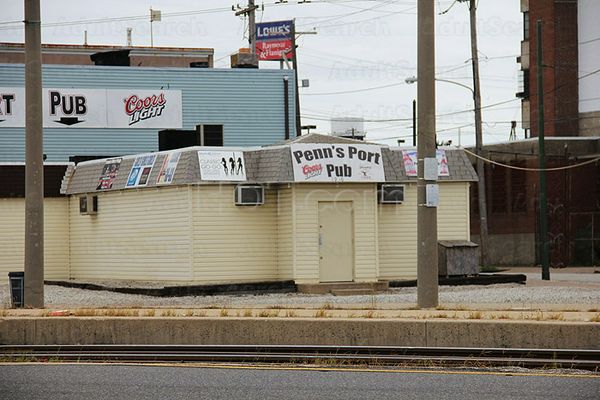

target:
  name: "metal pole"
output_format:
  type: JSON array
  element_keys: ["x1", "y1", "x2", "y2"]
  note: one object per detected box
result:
[
  {"x1": 150, "y1": 8, "x2": 153, "y2": 48},
  {"x1": 417, "y1": 0, "x2": 438, "y2": 309},
  {"x1": 536, "y1": 19, "x2": 550, "y2": 280},
  {"x1": 248, "y1": 0, "x2": 256, "y2": 54},
  {"x1": 467, "y1": 0, "x2": 490, "y2": 269},
  {"x1": 291, "y1": 20, "x2": 301, "y2": 137},
  {"x1": 412, "y1": 99, "x2": 416, "y2": 146},
  {"x1": 24, "y1": 0, "x2": 44, "y2": 308}
]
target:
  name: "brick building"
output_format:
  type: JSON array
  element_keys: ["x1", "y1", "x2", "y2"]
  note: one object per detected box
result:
[{"x1": 470, "y1": 0, "x2": 600, "y2": 267}]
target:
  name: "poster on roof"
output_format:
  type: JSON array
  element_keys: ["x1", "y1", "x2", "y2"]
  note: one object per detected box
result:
[
  {"x1": 156, "y1": 151, "x2": 181, "y2": 185},
  {"x1": 198, "y1": 151, "x2": 247, "y2": 181},
  {"x1": 255, "y1": 20, "x2": 294, "y2": 61},
  {"x1": 290, "y1": 143, "x2": 385, "y2": 183},
  {"x1": 126, "y1": 154, "x2": 157, "y2": 188},
  {"x1": 402, "y1": 150, "x2": 450, "y2": 177},
  {"x1": 96, "y1": 158, "x2": 122, "y2": 190}
]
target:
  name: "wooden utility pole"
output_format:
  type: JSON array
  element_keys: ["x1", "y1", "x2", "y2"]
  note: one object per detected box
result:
[
  {"x1": 417, "y1": 0, "x2": 438, "y2": 309},
  {"x1": 462, "y1": 0, "x2": 490, "y2": 269},
  {"x1": 234, "y1": 1, "x2": 259, "y2": 53},
  {"x1": 24, "y1": 0, "x2": 44, "y2": 308}
]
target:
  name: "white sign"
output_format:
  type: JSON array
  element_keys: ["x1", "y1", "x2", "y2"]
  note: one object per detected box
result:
[
  {"x1": 43, "y1": 88, "x2": 107, "y2": 128},
  {"x1": 426, "y1": 184, "x2": 439, "y2": 207},
  {"x1": 290, "y1": 143, "x2": 385, "y2": 182},
  {"x1": 0, "y1": 87, "x2": 25, "y2": 127},
  {"x1": 107, "y1": 89, "x2": 182, "y2": 128},
  {"x1": 198, "y1": 151, "x2": 247, "y2": 181},
  {"x1": 126, "y1": 154, "x2": 157, "y2": 187},
  {"x1": 0, "y1": 87, "x2": 182, "y2": 129}
]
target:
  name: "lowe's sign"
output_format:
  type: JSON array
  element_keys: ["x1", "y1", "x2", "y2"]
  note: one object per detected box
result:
[
  {"x1": 0, "y1": 87, "x2": 182, "y2": 129},
  {"x1": 255, "y1": 20, "x2": 294, "y2": 61}
]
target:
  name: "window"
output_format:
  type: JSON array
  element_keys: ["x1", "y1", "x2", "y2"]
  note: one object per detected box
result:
[
  {"x1": 158, "y1": 129, "x2": 199, "y2": 151},
  {"x1": 198, "y1": 124, "x2": 224, "y2": 146},
  {"x1": 523, "y1": 12, "x2": 529, "y2": 40}
]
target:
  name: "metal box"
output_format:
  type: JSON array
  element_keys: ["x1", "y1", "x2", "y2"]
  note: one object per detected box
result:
[{"x1": 438, "y1": 240, "x2": 480, "y2": 277}]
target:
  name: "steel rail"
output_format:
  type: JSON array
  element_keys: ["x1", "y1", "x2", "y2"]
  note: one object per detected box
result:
[{"x1": 1, "y1": 345, "x2": 599, "y2": 371}]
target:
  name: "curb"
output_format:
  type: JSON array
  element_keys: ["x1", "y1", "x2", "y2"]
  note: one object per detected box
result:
[{"x1": 1, "y1": 318, "x2": 597, "y2": 349}]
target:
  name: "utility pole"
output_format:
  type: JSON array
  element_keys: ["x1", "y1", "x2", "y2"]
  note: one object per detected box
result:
[
  {"x1": 417, "y1": 0, "x2": 438, "y2": 309},
  {"x1": 24, "y1": 0, "x2": 44, "y2": 308},
  {"x1": 460, "y1": 0, "x2": 490, "y2": 269},
  {"x1": 536, "y1": 19, "x2": 550, "y2": 281},
  {"x1": 291, "y1": 21, "x2": 302, "y2": 136},
  {"x1": 234, "y1": 1, "x2": 259, "y2": 53},
  {"x1": 412, "y1": 99, "x2": 416, "y2": 146}
]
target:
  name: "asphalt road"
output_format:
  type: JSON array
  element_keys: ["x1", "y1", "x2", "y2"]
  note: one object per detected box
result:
[{"x1": 0, "y1": 364, "x2": 598, "y2": 400}]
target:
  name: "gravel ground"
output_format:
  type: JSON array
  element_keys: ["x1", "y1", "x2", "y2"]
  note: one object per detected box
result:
[{"x1": 1, "y1": 282, "x2": 599, "y2": 309}]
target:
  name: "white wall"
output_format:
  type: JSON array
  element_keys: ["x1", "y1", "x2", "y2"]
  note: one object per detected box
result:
[{"x1": 578, "y1": 0, "x2": 600, "y2": 113}]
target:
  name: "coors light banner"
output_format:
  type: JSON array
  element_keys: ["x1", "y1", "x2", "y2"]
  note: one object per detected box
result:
[
  {"x1": 107, "y1": 89, "x2": 182, "y2": 128},
  {"x1": 0, "y1": 87, "x2": 182, "y2": 129}
]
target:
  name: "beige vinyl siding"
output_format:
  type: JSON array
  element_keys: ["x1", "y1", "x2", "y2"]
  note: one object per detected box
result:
[
  {"x1": 378, "y1": 182, "x2": 471, "y2": 280},
  {"x1": 277, "y1": 185, "x2": 294, "y2": 280},
  {"x1": 438, "y1": 182, "x2": 471, "y2": 240},
  {"x1": 293, "y1": 184, "x2": 378, "y2": 283},
  {"x1": 377, "y1": 183, "x2": 418, "y2": 280},
  {"x1": 68, "y1": 186, "x2": 191, "y2": 281},
  {"x1": 0, "y1": 198, "x2": 69, "y2": 279},
  {"x1": 191, "y1": 185, "x2": 278, "y2": 283}
]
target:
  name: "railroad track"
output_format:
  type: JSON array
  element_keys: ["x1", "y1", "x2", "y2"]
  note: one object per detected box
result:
[{"x1": 1, "y1": 345, "x2": 599, "y2": 371}]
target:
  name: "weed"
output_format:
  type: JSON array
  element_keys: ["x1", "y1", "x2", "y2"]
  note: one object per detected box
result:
[
  {"x1": 257, "y1": 310, "x2": 278, "y2": 318},
  {"x1": 184, "y1": 309, "x2": 194, "y2": 317},
  {"x1": 348, "y1": 312, "x2": 357, "y2": 318},
  {"x1": 320, "y1": 302, "x2": 334, "y2": 310},
  {"x1": 242, "y1": 309, "x2": 253, "y2": 317},
  {"x1": 589, "y1": 313, "x2": 600, "y2": 322},
  {"x1": 145, "y1": 309, "x2": 156, "y2": 317},
  {"x1": 195, "y1": 310, "x2": 207, "y2": 317},
  {"x1": 362, "y1": 310, "x2": 377, "y2": 319},
  {"x1": 284, "y1": 310, "x2": 298, "y2": 318},
  {"x1": 431, "y1": 313, "x2": 448, "y2": 318},
  {"x1": 546, "y1": 313, "x2": 564, "y2": 321},
  {"x1": 0, "y1": 309, "x2": 8, "y2": 317},
  {"x1": 467, "y1": 311, "x2": 482, "y2": 320},
  {"x1": 268, "y1": 305, "x2": 286, "y2": 310},
  {"x1": 219, "y1": 309, "x2": 229, "y2": 317},
  {"x1": 314, "y1": 309, "x2": 329, "y2": 318},
  {"x1": 161, "y1": 309, "x2": 176, "y2": 317}
]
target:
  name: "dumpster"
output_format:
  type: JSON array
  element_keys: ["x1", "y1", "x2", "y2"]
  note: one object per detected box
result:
[
  {"x1": 8, "y1": 271, "x2": 24, "y2": 308},
  {"x1": 438, "y1": 240, "x2": 480, "y2": 277}
]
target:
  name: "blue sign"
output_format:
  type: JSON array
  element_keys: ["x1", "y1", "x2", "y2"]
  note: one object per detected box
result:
[{"x1": 256, "y1": 20, "x2": 293, "y2": 41}]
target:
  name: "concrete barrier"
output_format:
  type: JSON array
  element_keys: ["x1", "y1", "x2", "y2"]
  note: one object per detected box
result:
[{"x1": 0, "y1": 318, "x2": 598, "y2": 349}]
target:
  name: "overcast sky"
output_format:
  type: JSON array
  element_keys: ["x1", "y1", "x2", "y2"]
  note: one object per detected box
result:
[{"x1": 1, "y1": 0, "x2": 523, "y2": 146}]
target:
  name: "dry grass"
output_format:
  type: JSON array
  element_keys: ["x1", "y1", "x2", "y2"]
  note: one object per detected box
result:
[
  {"x1": 0, "y1": 309, "x2": 8, "y2": 317},
  {"x1": 314, "y1": 309, "x2": 330, "y2": 318},
  {"x1": 489, "y1": 313, "x2": 511, "y2": 320},
  {"x1": 284, "y1": 310, "x2": 298, "y2": 318},
  {"x1": 589, "y1": 313, "x2": 600, "y2": 322},
  {"x1": 145, "y1": 309, "x2": 156, "y2": 317},
  {"x1": 184, "y1": 309, "x2": 195, "y2": 317},
  {"x1": 160, "y1": 309, "x2": 176, "y2": 317},
  {"x1": 320, "y1": 302, "x2": 335, "y2": 310},
  {"x1": 257, "y1": 310, "x2": 279, "y2": 318},
  {"x1": 467, "y1": 311, "x2": 482, "y2": 320},
  {"x1": 362, "y1": 310, "x2": 378, "y2": 319},
  {"x1": 546, "y1": 312, "x2": 565, "y2": 321},
  {"x1": 242, "y1": 309, "x2": 253, "y2": 317},
  {"x1": 219, "y1": 308, "x2": 230, "y2": 317}
]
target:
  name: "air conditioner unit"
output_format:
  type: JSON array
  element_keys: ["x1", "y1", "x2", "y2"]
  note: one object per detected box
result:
[
  {"x1": 79, "y1": 194, "x2": 98, "y2": 215},
  {"x1": 378, "y1": 184, "x2": 404, "y2": 204},
  {"x1": 235, "y1": 185, "x2": 264, "y2": 206}
]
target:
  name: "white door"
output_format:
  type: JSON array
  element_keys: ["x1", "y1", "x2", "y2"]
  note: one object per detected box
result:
[{"x1": 318, "y1": 201, "x2": 354, "y2": 282}]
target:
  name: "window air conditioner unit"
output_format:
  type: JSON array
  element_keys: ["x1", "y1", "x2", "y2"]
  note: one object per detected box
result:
[
  {"x1": 378, "y1": 184, "x2": 404, "y2": 204},
  {"x1": 79, "y1": 194, "x2": 98, "y2": 215},
  {"x1": 235, "y1": 185, "x2": 264, "y2": 206}
]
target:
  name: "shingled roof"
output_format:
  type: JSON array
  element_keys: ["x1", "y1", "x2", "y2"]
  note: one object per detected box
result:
[{"x1": 63, "y1": 134, "x2": 477, "y2": 195}]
